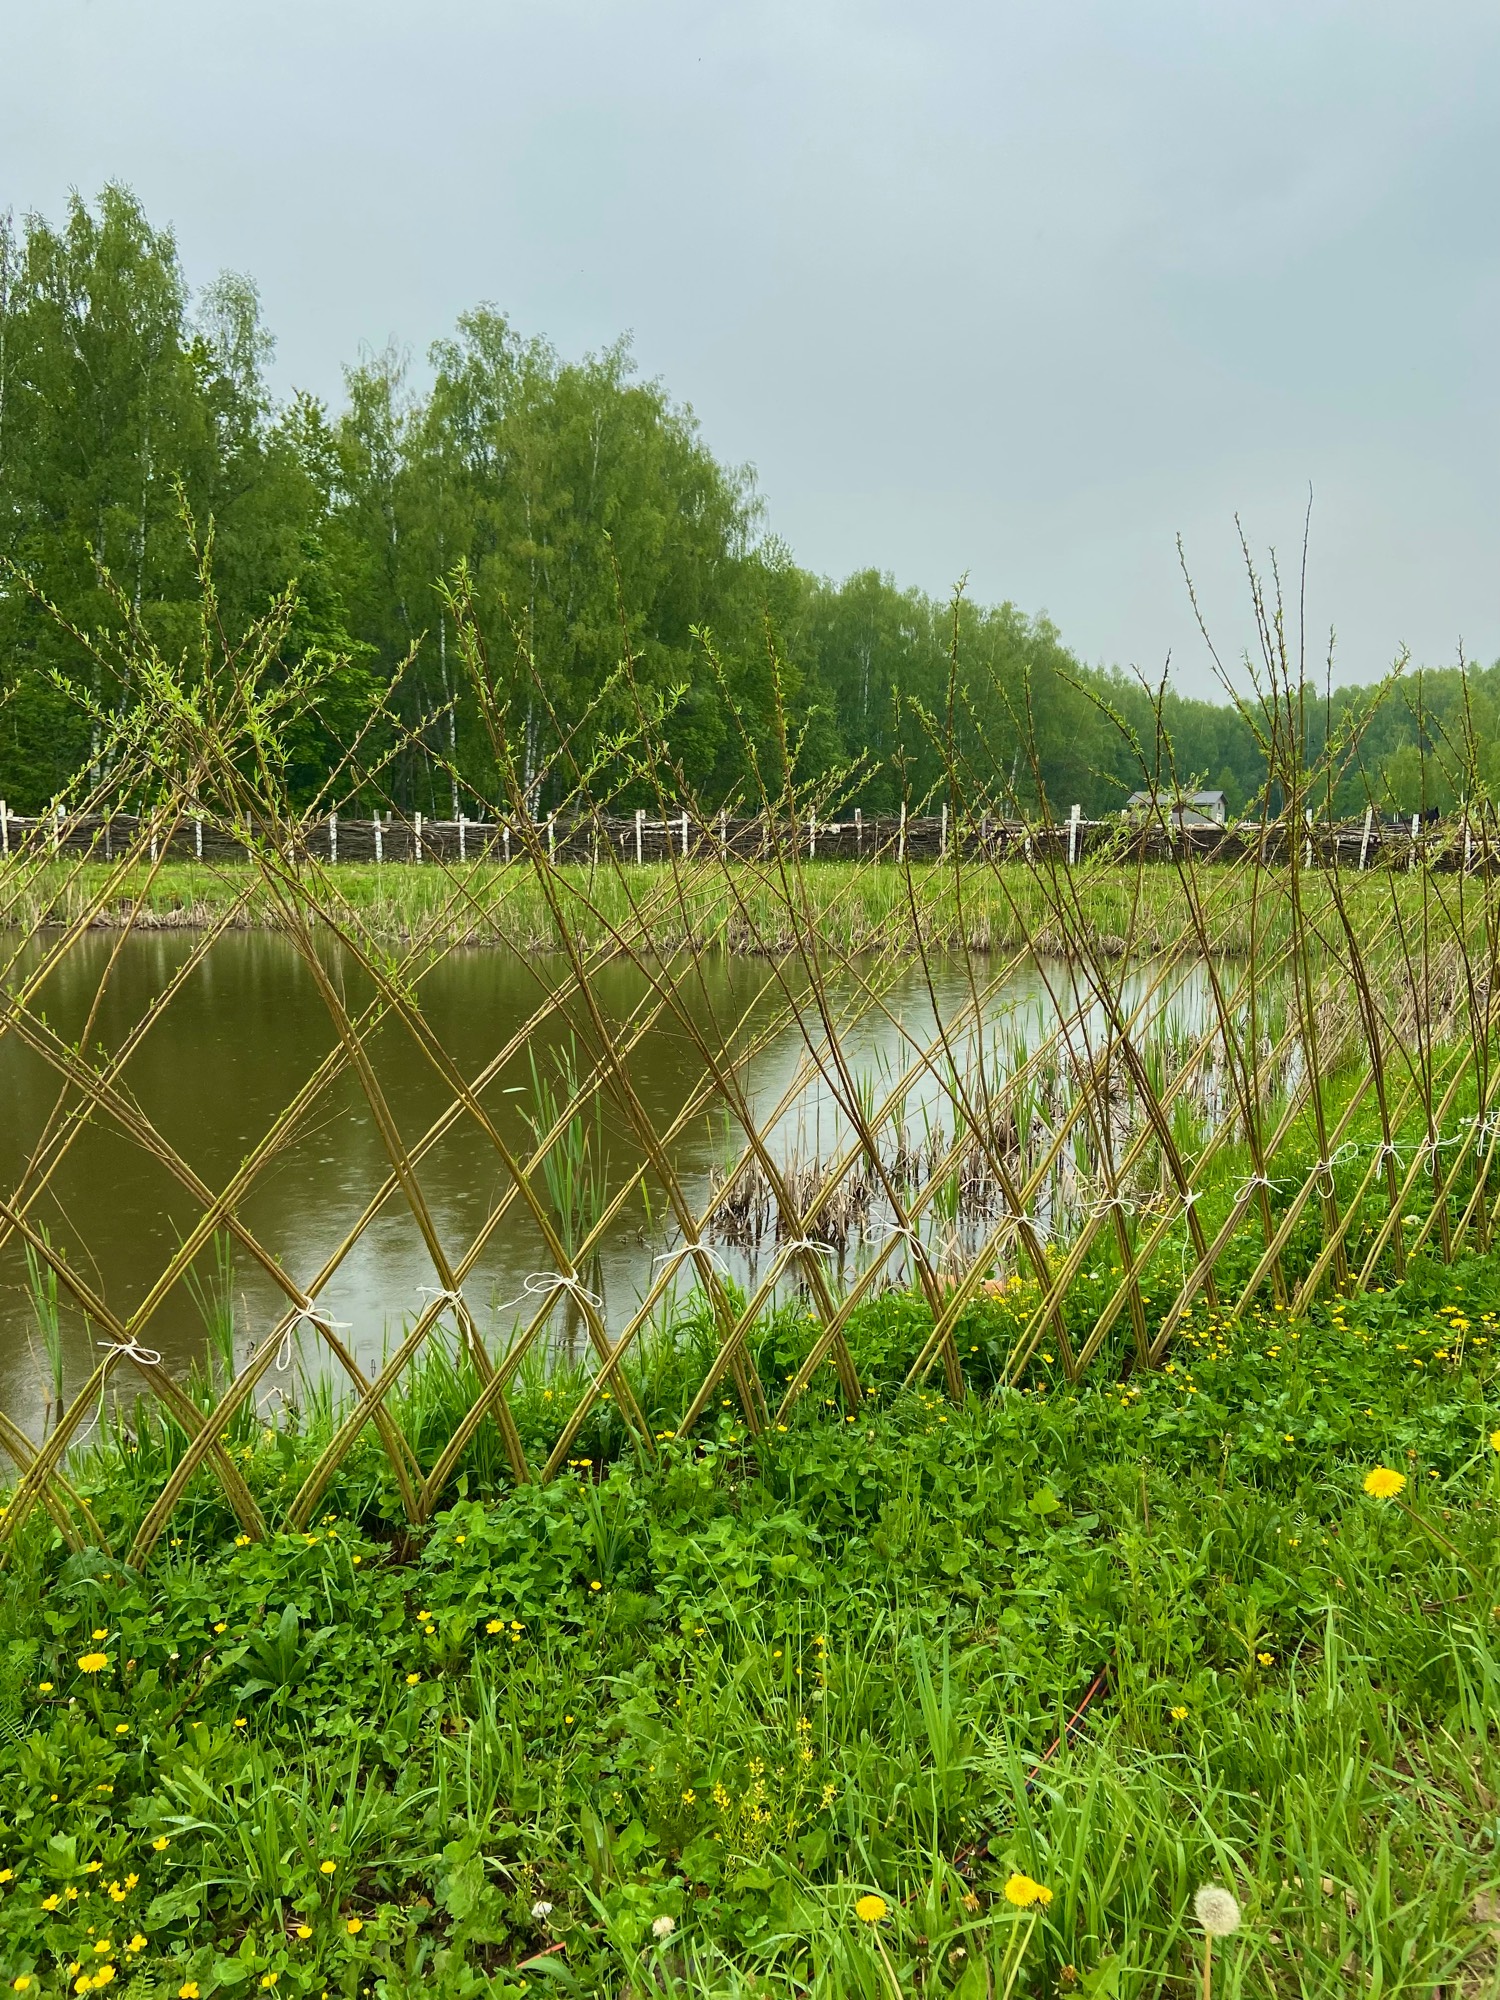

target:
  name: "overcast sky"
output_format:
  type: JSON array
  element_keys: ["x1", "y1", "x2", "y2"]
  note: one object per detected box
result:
[{"x1": 4, "y1": 0, "x2": 1498, "y2": 696}]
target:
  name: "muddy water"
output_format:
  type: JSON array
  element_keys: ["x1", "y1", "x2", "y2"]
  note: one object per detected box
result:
[{"x1": 0, "y1": 932, "x2": 1207, "y2": 1430}]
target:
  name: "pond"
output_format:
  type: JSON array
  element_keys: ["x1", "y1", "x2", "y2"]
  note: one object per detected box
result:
[{"x1": 0, "y1": 930, "x2": 1215, "y2": 1431}]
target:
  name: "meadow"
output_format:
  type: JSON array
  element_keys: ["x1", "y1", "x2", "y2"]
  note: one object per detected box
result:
[
  {"x1": 4, "y1": 856, "x2": 1490, "y2": 962},
  {"x1": 3, "y1": 1263, "x2": 1499, "y2": 1997}
]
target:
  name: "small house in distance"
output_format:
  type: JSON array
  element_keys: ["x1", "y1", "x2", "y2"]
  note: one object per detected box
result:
[{"x1": 1123, "y1": 788, "x2": 1228, "y2": 829}]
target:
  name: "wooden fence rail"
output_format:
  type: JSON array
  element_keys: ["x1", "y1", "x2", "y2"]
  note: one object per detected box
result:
[{"x1": 0, "y1": 801, "x2": 1493, "y2": 871}]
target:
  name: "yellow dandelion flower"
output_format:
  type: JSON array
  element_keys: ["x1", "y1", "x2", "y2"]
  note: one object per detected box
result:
[
  {"x1": 1364, "y1": 1465, "x2": 1406, "y2": 1499},
  {"x1": 1004, "y1": 1873, "x2": 1053, "y2": 1908},
  {"x1": 405, "y1": 1672, "x2": 420, "y2": 1685},
  {"x1": 1490, "y1": 1430, "x2": 1500, "y2": 1452},
  {"x1": 854, "y1": 1894, "x2": 888, "y2": 1923},
  {"x1": 1170, "y1": 1705, "x2": 1188, "y2": 1720},
  {"x1": 76, "y1": 1653, "x2": 109, "y2": 1674}
]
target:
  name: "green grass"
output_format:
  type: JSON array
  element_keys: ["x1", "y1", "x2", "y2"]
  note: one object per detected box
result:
[
  {"x1": 4, "y1": 1262, "x2": 1500, "y2": 1996},
  {"x1": 5, "y1": 856, "x2": 1494, "y2": 960}
]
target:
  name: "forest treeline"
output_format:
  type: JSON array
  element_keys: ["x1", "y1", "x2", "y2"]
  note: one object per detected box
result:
[{"x1": 0, "y1": 186, "x2": 1493, "y2": 821}]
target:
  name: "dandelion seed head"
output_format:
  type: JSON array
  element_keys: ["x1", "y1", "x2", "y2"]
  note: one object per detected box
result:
[{"x1": 1194, "y1": 1884, "x2": 1241, "y2": 1936}]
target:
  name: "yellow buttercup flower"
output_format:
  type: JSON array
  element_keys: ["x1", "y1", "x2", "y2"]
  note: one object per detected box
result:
[
  {"x1": 1170, "y1": 1704, "x2": 1188, "y2": 1721},
  {"x1": 854, "y1": 1894, "x2": 888, "y2": 1923},
  {"x1": 1490, "y1": 1430, "x2": 1500, "y2": 1452},
  {"x1": 1364, "y1": 1466, "x2": 1406, "y2": 1499},
  {"x1": 1004, "y1": 1873, "x2": 1053, "y2": 1908},
  {"x1": 179, "y1": 1984, "x2": 200, "y2": 1999},
  {"x1": 318, "y1": 1860, "x2": 337, "y2": 1875},
  {"x1": 346, "y1": 1917, "x2": 363, "y2": 1934}
]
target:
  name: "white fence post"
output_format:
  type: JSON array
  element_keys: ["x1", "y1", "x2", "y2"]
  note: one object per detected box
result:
[
  {"x1": 635, "y1": 807, "x2": 644, "y2": 866},
  {"x1": 1408, "y1": 812, "x2": 1420, "y2": 872},
  {"x1": 718, "y1": 807, "x2": 728, "y2": 850},
  {"x1": 547, "y1": 813, "x2": 556, "y2": 863},
  {"x1": 940, "y1": 803, "x2": 948, "y2": 857},
  {"x1": 809, "y1": 809, "x2": 817, "y2": 859},
  {"x1": 458, "y1": 812, "x2": 466, "y2": 863},
  {"x1": 1359, "y1": 805, "x2": 1372, "y2": 871},
  {"x1": 855, "y1": 807, "x2": 863, "y2": 856},
  {"x1": 374, "y1": 811, "x2": 384, "y2": 865},
  {"x1": 415, "y1": 811, "x2": 424, "y2": 862},
  {"x1": 329, "y1": 810, "x2": 338, "y2": 864},
  {"x1": 1303, "y1": 807, "x2": 1313, "y2": 869},
  {"x1": 194, "y1": 815, "x2": 203, "y2": 860},
  {"x1": 898, "y1": 803, "x2": 907, "y2": 865},
  {"x1": 1068, "y1": 803, "x2": 1081, "y2": 867},
  {"x1": 503, "y1": 823, "x2": 511, "y2": 864},
  {"x1": 54, "y1": 805, "x2": 63, "y2": 857},
  {"x1": 1, "y1": 800, "x2": 8, "y2": 858},
  {"x1": 680, "y1": 810, "x2": 689, "y2": 859}
]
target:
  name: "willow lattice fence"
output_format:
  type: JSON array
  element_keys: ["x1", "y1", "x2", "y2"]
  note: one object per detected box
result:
[{"x1": 1, "y1": 566, "x2": 1498, "y2": 1567}]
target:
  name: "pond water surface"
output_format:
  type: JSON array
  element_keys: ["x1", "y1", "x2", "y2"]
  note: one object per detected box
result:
[{"x1": 0, "y1": 931, "x2": 1208, "y2": 1432}]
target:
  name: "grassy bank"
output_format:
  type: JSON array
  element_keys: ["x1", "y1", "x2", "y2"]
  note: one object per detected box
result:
[
  {"x1": 3, "y1": 1262, "x2": 1500, "y2": 1996},
  {"x1": 3, "y1": 857, "x2": 1495, "y2": 961}
]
